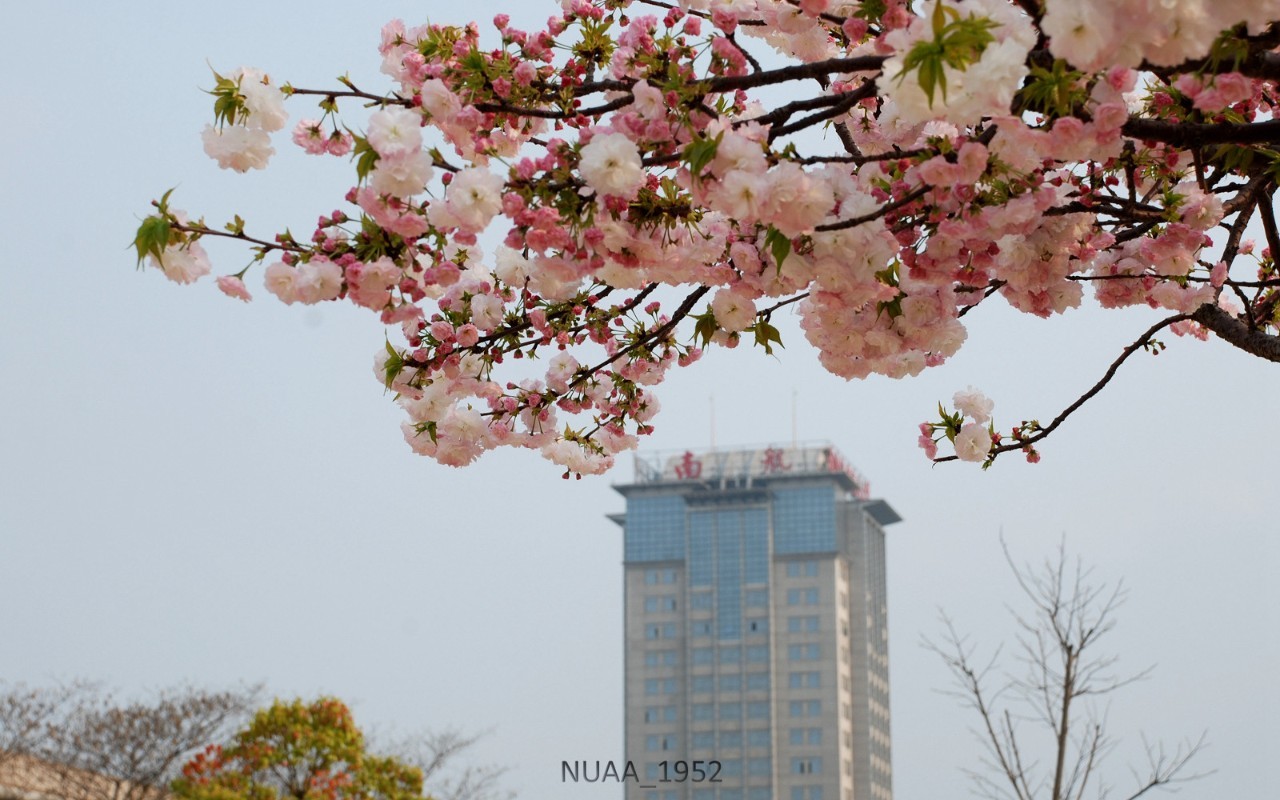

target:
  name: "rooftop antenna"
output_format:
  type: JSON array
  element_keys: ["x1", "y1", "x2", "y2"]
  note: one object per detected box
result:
[{"x1": 792, "y1": 390, "x2": 798, "y2": 448}]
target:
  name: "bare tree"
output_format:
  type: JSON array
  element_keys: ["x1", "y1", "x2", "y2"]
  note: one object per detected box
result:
[
  {"x1": 380, "y1": 727, "x2": 514, "y2": 800},
  {"x1": 0, "y1": 682, "x2": 257, "y2": 800},
  {"x1": 929, "y1": 540, "x2": 1210, "y2": 800},
  {"x1": 2, "y1": 685, "x2": 513, "y2": 800},
  {"x1": 0, "y1": 681, "x2": 89, "y2": 770}
]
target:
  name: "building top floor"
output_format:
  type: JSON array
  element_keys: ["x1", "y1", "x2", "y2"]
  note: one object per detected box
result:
[{"x1": 619, "y1": 443, "x2": 870, "y2": 497}]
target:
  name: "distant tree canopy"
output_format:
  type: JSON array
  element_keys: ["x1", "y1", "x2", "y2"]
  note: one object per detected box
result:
[
  {"x1": 172, "y1": 697, "x2": 426, "y2": 800},
  {"x1": 0, "y1": 682, "x2": 256, "y2": 800},
  {"x1": 1, "y1": 687, "x2": 508, "y2": 800}
]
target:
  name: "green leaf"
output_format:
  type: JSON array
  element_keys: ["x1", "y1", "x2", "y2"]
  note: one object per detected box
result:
[
  {"x1": 693, "y1": 310, "x2": 718, "y2": 348},
  {"x1": 352, "y1": 136, "x2": 379, "y2": 180},
  {"x1": 682, "y1": 133, "x2": 724, "y2": 182},
  {"x1": 133, "y1": 216, "x2": 172, "y2": 267},
  {"x1": 383, "y1": 339, "x2": 405, "y2": 389},
  {"x1": 753, "y1": 321, "x2": 784, "y2": 355},
  {"x1": 764, "y1": 226, "x2": 791, "y2": 272}
]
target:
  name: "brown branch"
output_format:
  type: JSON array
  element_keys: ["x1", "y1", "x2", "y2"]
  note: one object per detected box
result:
[
  {"x1": 707, "y1": 55, "x2": 888, "y2": 93},
  {"x1": 569, "y1": 285, "x2": 710, "y2": 390},
  {"x1": 814, "y1": 185, "x2": 929, "y2": 232},
  {"x1": 174, "y1": 222, "x2": 307, "y2": 254},
  {"x1": 933, "y1": 312, "x2": 1193, "y2": 464},
  {"x1": 769, "y1": 84, "x2": 876, "y2": 141},
  {"x1": 1191, "y1": 303, "x2": 1280, "y2": 361},
  {"x1": 1122, "y1": 117, "x2": 1280, "y2": 148}
]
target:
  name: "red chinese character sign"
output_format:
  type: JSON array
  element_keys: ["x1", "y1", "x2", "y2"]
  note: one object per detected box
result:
[
  {"x1": 674, "y1": 451, "x2": 703, "y2": 480},
  {"x1": 761, "y1": 447, "x2": 791, "y2": 474},
  {"x1": 133, "y1": 1, "x2": 1280, "y2": 476}
]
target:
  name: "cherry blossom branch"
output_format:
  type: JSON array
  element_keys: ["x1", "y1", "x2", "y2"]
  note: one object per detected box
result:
[
  {"x1": 932, "y1": 312, "x2": 1194, "y2": 464},
  {"x1": 568, "y1": 286, "x2": 710, "y2": 391},
  {"x1": 814, "y1": 185, "x2": 930, "y2": 232},
  {"x1": 1190, "y1": 304, "x2": 1280, "y2": 361},
  {"x1": 172, "y1": 222, "x2": 307, "y2": 255},
  {"x1": 769, "y1": 84, "x2": 876, "y2": 141},
  {"x1": 1122, "y1": 118, "x2": 1280, "y2": 147}
]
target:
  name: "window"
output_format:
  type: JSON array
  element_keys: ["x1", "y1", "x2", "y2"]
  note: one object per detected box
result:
[
  {"x1": 791, "y1": 727, "x2": 822, "y2": 745},
  {"x1": 746, "y1": 646, "x2": 770, "y2": 663},
  {"x1": 693, "y1": 703, "x2": 714, "y2": 721},
  {"x1": 745, "y1": 589, "x2": 769, "y2": 607},
  {"x1": 644, "y1": 595, "x2": 678, "y2": 612},
  {"x1": 719, "y1": 646, "x2": 742, "y2": 665},
  {"x1": 646, "y1": 735, "x2": 677, "y2": 751},
  {"x1": 692, "y1": 676, "x2": 714, "y2": 694},
  {"x1": 787, "y1": 644, "x2": 820, "y2": 661},
  {"x1": 644, "y1": 568, "x2": 677, "y2": 585},
  {"x1": 791, "y1": 788, "x2": 823, "y2": 800},
  {"x1": 720, "y1": 760, "x2": 742, "y2": 778},
  {"x1": 645, "y1": 650, "x2": 678, "y2": 667},
  {"x1": 691, "y1": 621, "x2": 712, "y2": 637},
  {"x1": 646, "y1": 623, "x2": 678, "y2": 640},
  {"x1": 788, "y1": 671, "x2": 821, "y2": 689},
  {"x1": 747, "y1": 617, "x2": 768, "y2": 634},
  {"x1": 786, "y1": 561, "x2": 819, "y2": 577},
  {"x1": 748, "y1": 729, "x2": 771, "y2": 748},
  {"x1": 720, "y1": 704, "x2": 742, "y2": 720},
  {"x1": 693, "y1": 732, "x2": 715, "y2": 750},
  {"x1": 749, "y1": 758, "x2": 772, "y2": 776},
  {"x1": 749, "y1": 787, "x2": 773, "y2": 800},
  {"x1": 720, "y1": 731, "x2": 743, "y2": 748},
  {"x1": 788, "y1": 615, "x2": 820, "y2": 633},
  {"x1": 692, "y1": 647, "x2": 714, "y2": 665},
  {"x1": 645, "y1": 679, "x2": 678, "y2": 695},
  {"x1": 788, "y1": 700, "x2": 821, "y2": 718},
  {"x1": 791, "y1": 757, "x2": 823, "y2": 775},
  {"x1": 786, "y1": 589, "x2": 819, "y2": 606},
  {"x1": 690, "y1": 591, "x2": 713, "y2": 610},
  {"x1": 746, "y1": 672, "x2": 770, "y2": 692},
  {"x1": 643, "y1": 705, "x2": 676, "y2": 723},
  {"x1": 720, "y1": 674, "x2": 742, "y2": 693},
  {"x1": 747, "y1": 702, "x2": 770, "y2": 720}
]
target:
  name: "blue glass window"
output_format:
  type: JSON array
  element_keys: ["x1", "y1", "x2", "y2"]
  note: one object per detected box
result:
[
  {"x1": 627, "y1": 494, "x2": 687, "y2": 562},
  {"x1": 773, "y1": 486, "x2": 836, "y2": 554}
]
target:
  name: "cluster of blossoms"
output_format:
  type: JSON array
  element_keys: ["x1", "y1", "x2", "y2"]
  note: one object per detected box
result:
[{"x1": 136, "y1": 0, "x2": 1280, "y2": 472}]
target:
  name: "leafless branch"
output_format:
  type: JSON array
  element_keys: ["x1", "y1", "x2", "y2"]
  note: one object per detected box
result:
[{"x1": 925, "y1": 540, "x2": 1209, "y2": 800}]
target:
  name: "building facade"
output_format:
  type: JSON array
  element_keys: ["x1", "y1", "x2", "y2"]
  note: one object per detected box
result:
[{"x1": 613, "y1": 444, "x2": 899, "y2": 800}]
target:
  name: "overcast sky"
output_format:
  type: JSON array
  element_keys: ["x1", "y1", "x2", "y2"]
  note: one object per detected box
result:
[{"x1": 1, "y1": 3, "x2": 1277, "y2": 800}]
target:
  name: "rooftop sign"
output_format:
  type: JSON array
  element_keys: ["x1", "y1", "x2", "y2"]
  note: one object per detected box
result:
[{"x1": 632, "y1": 443, "x2": 871, "y2": 500}]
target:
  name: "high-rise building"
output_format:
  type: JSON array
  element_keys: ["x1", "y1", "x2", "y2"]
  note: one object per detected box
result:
[{"x1": 612, "y1": 444, "x2": 899, "y2": 800}]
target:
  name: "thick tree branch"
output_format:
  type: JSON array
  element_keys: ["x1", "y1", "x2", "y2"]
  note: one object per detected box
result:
[
  {"x1": 1122, "y1": 118, "x2": 1280, "y2": 148},
  {"x1": 1191, "y1": 303, "x2": 1280, "y2": 361}
]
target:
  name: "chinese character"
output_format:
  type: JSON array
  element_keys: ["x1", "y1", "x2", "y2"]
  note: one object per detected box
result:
[
  {"x1": 675, "y1": 451, "x2": 703, "y2": 479},
  {"x1": 761, "y1": 447, "x2": 791, "y2": 473}
]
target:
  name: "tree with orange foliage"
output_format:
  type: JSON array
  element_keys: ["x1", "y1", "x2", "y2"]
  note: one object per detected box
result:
[{"x1": 171, "y1": 698, "x2": 426, "y2": 800}]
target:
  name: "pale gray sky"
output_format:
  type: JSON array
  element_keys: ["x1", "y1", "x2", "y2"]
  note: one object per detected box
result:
[{"x1": 1, "y1": 3, "x2": 1276, "y2": 799}]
